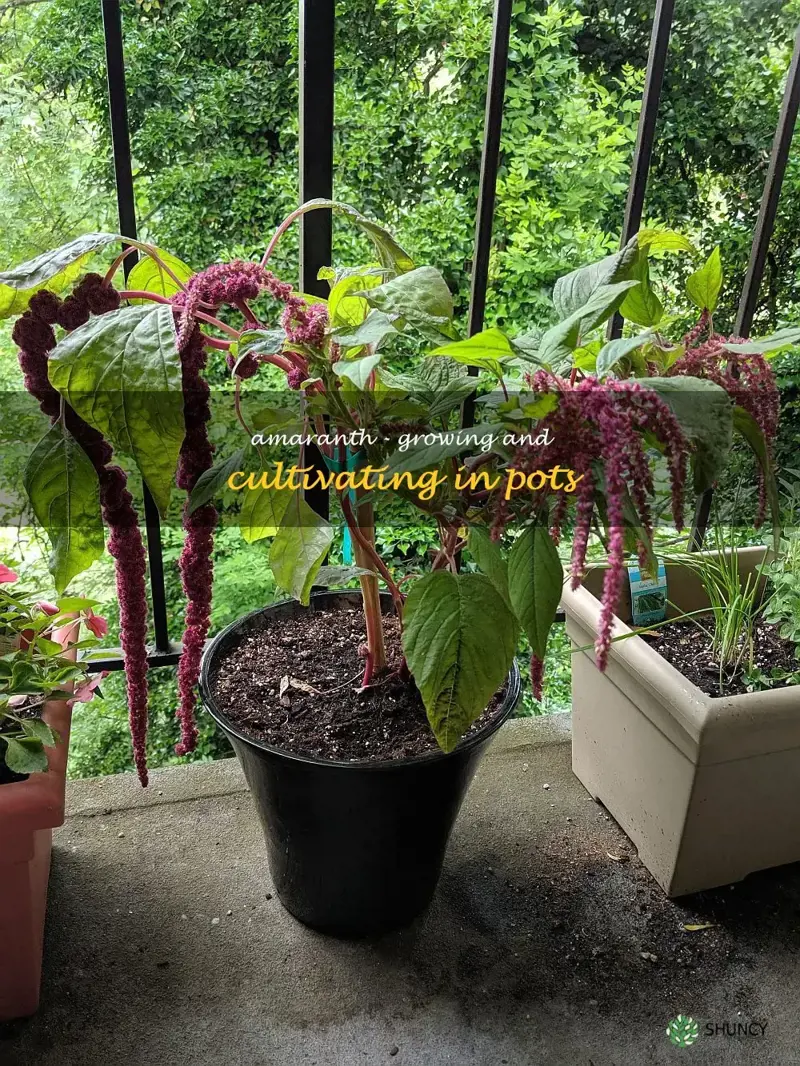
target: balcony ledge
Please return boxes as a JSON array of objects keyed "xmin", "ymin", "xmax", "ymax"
[{"xmin": 3, "ymin": 715, "xmax": 799, "ymax": 1065}]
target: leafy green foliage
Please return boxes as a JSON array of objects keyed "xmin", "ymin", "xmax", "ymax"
[
  {"xmin": 23, "ymin": 424, "xmax": 105, "ymax": 592},
  {"xmin": 507, "ymin": 525, "xmax": 564, "ymax": 659},
  {"xmin": 402, "ymin": 570, "xmax": 519, "ymax": 751},
  {"xmin": 47, "ymin": 302, "xmax": 185, "ymax": 514},
  {"xmin": 269, "ymin": 492, "xmax": 334, "ymax": 605}
]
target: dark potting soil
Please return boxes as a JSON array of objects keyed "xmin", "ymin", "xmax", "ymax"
[
  {"xmin": 644, "ymin": 617, "xmax": 799, "ymax": 697},
  {"xmin": 210, "ymin": 604, "xmax": 505, "ymax": 762}
]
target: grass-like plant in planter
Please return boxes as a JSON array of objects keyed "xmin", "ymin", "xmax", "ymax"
[
  {"xmin": 0, "ymin": 565, "xmax": 107, "ymax": 1019},
  {"xmin": 1, "ymin": 207, "xmax": 783, "ymax": 929}
]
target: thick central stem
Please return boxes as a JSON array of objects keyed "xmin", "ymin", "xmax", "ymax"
[{"xmin": 352, "ymin": 490, "xmax": 387, "ymax": 678}]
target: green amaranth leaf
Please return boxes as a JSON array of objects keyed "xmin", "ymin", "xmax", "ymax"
[
  {"xmin": 430, "ymin": 327, "xmax": 514, "ymax": 378},
  {"xmin": 47, "ymin": 302, "xmax": 184, "ymax": 515},
  {"xmin": 538, "ymin": 280, "xmax": 639, "ymax": 368},
  {"xmin": 314, "ymin": 564, "xmax": 376, "ymax": 586},
  {"xmin": 361, "ymin": 266, "xmax": 455, "ymax": 337},
  {"xmin": 552, "ymin": 236, "xmax": 639, "ymax": 319},
  {"xmin": 23, "ymin": 424, "xmax": 105, "ymax": 593},
  {"xmin": 595, "ymin": 332, "xmax": 653, "ymax": 379},
  {"xmin": 290, "ymin": 199, "xmax": 414, "ymax": 275},
  {"xmin": 189, "ymin": 448, "xmax": 246, "ymax": 515},
  {"xmin": 468, "ymin": 526, "xmax": 510, "ymax": 607},
  {"xmin": 687, "ymin": 247, "xmax": 723, "ymax": 313},
  {"xmin": 402, "ymin": 571, "xmax": 518, "ymax": 752},
  {"xmin": 619, "ymin": 254, "xmax": 663, "ymax": 327},
  {"xmin": 332, "ymin": 309, "xmax": 397, "ymax": 350},
  {"xmin": 240, "ymin": 482, "xmax": 291, "ymax": 542},
  {"xmin": 333, "ymin": 352, "xmax": 383, "ymax": 389},
  {"xmin": 126, "ymin": 248, "xmax": 194, "ymax": 301},
  {"xmin": 270, "ymin": 492, "xmax": 334, "ymax": 605},
  {"xmin": 507, "ymin": 524, "xmax": 563, "ymax": 658},
  {"xmin": 0, "ymin": 232, "xmax": 122, "ymax": 319},
  {"xmin": 720, "ymin": 328, "xmax": 800, "ymax": 357},
  {"xmin": 645, "ymin": 377, "xmax": 733, "ymax": 493}
]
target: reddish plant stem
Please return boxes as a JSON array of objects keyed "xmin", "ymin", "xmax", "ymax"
[
  {"xmin": 261, "ymin": 205, "xmax": 306, "ymax": 267},
  {"xmin": 340, "ymin": 492, "xmax": 404, "ymax": 613},
  {"xmin": 104, "ymin": 246, "xmax": 138, "ymax": 284},
  {"xmin": 234, "ymin": 298, "xmax": 259, "ymax": 325},
  {"xmin": 202, "ymin": 334, "xmax": 231, "ymax": 351}
]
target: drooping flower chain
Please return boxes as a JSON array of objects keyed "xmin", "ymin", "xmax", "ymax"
[
  {"xmin": 493, "ymin": 373, "xmax": 689, "ymax": 688},
  {"xmin": 668, "ymin": 323, "xmax": 779, "ymax": 526},
  {"xmin": 12, "ymin": 278, "xmax": 152, "ymax": 785}
]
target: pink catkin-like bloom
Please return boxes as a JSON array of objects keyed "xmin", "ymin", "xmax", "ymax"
[
  {"xmin": 281, "ymin": 298, "xmax": 328, "ymax": 348},
  {"xmin": 494, "ymin": 373, "xmax": 689, "ymax": 679},
  {"xmin": 14, "ymin": 283, "xmax": 152, "ymax": 786},
  {"xmin": 0, "ymin": 564, "xmax": 18, "ymax": 583},
  {"xmin": 174, "ymin": 327, "xmax": 217, "ymax": 756},
  {"xmin": 668, "ymin": 322, "xmax": 780, "ymax": 526},
  {"xmin": 173, "ymin": 260, "xmax": 296, "ymax": 352}
]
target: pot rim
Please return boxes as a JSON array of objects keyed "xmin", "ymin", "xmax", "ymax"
[{"xmin": 199, "ymin": 591, "xmax": 521, "ymax": 771}]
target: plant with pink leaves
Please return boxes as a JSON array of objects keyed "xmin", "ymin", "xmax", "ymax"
[{"xmin": 0, "ymin": 570, "xmax": 108, "ymax": 782}]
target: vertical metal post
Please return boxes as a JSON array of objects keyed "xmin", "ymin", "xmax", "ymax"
[
  {"xmin": 461, "ymin": 0, "xmax": 513, "ymax": 430},
  {"xmin": 691, "ymin": 26, "xmax": 800, "ymax": 549},
  {"xmin": 735, "ymin": 27, "xmax": 800, "ymax": 337},
  {"xmin": 101, "ymin": 0, "xmax": 171, "ymax": 651},
  {"xmin": 298, "ymin": 0, "xmax": 334, "ymax": 519},
  {"xmin": 608, "ymin": 0, "xmax": 675, "ymax": 339}
]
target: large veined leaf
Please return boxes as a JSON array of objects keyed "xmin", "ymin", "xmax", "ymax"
[
  {"xmin": 468, "ymin": 526, "xmax": 510, "ymax": 607},
  {"xmin": 328, "ymin": 271, "xmax": 382, "ymax": 328},
  {"xmin": 538, "ymin": 280, "xmax": 639, "ymax": 368},
  {"xmin": 23, "ymin": 423, "xmax": 105, "ymax": 592},
  {"xmin": 189, "ymin": 448, "xmax": 246, "ymax": 514},
  {"xmin": 47, "ymin": 303, "xmax": 184, "ymax": 515},
  {"xmin": 361, "ymin": 266, "xmax": 455, "ymax": 336},
  {"xmin": 288, "ymin": 199, "xmax": 414, "ymax": 274},
  {"xmin": 0, "ymin": 232, "xmax": 123, "ymax": 319},
  {"xmin": 595, "ymin": 332, "xmax": 653, "ymax": 379},
  {"xmin": 332, "ymin": 309, "xmax": 397, "ymax": 350},
  {"xmin": 430, "ymin": 327, "xmax": 514, "ymax": 377},
  {"xmin": 552, "ymin": 236, "xmax": 639, "ymax": 319},
  {"xmin": 507, "ymin": 524, "xmax": 563, "ymax": 658},
  {"xmin": 720, "ymin": 328, "xmax": 800, "ymax": 358},
  {"xmin": 270, "ymin": 492, "xmax": 334, "ymax": 605},
  {"xmin": 687, "ymin": 247, "xmax": 723, "ymax": 314},
  {"xmin": 645, "ymin": 377, "xmax": 733, "ymax": 493},
  {"xmin": 126, "ymin": 248, "xmax": 194, "ymax": 302},
  {"xmin": 733, "ymin": 406, "xmax": 781, "ymax": 550},
  {"xmin": 637, "ymin": 229, "xmax": 696, "ymax": 254},
  {"xmin": 240, "ymin": 482, "xmax": 291, "ymax": 542},
  {"xmin": 402, "ymin": 571, "xmax": 518, "ymax": 752},
  {"xmin": 619, "ymin": 254, "xmax": 663, "ymax": 327},
  {"xmin": 333, "ymin": 352, "xmax": 383, "ymax": 389}
]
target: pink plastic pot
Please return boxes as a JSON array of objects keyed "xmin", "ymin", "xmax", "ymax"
[{"xmin": 0, "ymin": 626, "xmax": 75, "ymax": 1022}]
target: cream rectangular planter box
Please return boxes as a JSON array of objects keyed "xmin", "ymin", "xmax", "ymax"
[{"xmin": 562, "ymin": 546, "xmax": 800, "ymax": 897}]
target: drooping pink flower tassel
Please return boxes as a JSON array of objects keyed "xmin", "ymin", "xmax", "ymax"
[
  {"xmin": 14, "ymin": 282, "xmax": 152, "ymax": 785},
  {"xmin": 174, "ymin": 327, "xmax": 216, "ymax": 756},
  {"xmin": 530, "ymin": 654, "xmax": 545, "ymax": 703}
]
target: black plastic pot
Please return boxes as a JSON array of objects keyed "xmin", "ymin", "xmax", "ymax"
[{"xmin": 199, "ymin": 591, "xmax": 520, "ymax": 937}]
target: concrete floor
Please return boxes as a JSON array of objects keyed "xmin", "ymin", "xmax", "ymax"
[{"xmin": 2, "ymin": 716, "xmax": 799, "ymax": 1066}]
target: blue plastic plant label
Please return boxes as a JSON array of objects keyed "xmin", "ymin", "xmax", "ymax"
[{"xmin": 628, "ymin": 561, "xmax": 667, "ymax": 626}]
